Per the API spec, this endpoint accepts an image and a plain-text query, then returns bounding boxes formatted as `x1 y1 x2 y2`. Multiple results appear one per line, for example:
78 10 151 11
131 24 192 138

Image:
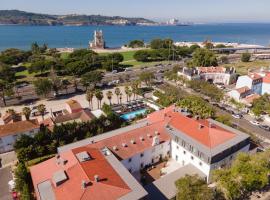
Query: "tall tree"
33 78 53 98
139 72 154 87
86 89 95 109
124 86 130 102
37 104 46 120
22 107 31 120
106 90 113 105
95 89 104 109
114 87 121 104
81 70 103 90
175 175 214 200
192 48 218 67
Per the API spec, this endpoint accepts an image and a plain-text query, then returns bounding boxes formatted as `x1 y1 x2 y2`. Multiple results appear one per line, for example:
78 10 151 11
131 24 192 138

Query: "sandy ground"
0 86 141 123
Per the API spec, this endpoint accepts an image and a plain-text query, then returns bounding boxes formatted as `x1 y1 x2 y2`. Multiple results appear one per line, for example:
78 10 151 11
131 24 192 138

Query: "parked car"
259 125 270 131
232 114 242 119
249 120 260 126
124 68 132 72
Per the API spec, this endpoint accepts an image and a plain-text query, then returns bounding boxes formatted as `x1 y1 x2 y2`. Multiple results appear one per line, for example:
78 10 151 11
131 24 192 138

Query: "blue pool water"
120 109 147 121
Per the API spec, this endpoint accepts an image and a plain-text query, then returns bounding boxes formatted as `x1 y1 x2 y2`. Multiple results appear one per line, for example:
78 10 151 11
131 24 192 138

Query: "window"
199 162 202 166
176 145 179 150
128 158 132 163
182 140 186 147
140 163 144 168
0 138 3 144
175 136 179 143
191 156 194 160
140 153 144 157
129 168 132 173
167 151 170 156
183 151 186 154
176 155 178 161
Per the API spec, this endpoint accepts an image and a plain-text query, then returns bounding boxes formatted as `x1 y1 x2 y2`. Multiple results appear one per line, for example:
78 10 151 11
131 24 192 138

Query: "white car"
249 120 260 126
232 114 242 119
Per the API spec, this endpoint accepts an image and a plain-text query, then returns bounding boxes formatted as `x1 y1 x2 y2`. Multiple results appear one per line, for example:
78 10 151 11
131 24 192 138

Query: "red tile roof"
248 73 262 80
0 119 39 137
89 122 171 160
147 106 236 148
198 67 226 74
236 86 251 94
263 73 270 84
242 94 261 104
66 99 83 113
30 147 131 200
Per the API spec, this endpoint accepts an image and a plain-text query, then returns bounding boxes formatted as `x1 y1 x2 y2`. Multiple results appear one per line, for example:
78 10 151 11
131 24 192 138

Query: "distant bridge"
212 47 270 53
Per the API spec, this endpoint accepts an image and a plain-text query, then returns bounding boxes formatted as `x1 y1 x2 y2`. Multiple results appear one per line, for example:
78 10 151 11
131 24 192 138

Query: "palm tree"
128 89 132 102
37 104 46 120
131 81 139 100
124 86 130 102
22 107 31 120
95 90 104 109
114 87 121 104
86 89 95 109
119 93 123 104
106 91 113 105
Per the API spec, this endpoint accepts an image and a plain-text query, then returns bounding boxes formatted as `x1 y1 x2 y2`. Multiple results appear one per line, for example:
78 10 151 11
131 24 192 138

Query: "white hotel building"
30 106 250 200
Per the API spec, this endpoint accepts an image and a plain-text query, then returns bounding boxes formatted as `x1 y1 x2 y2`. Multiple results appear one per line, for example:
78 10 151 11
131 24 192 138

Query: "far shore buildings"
30 106 250 200
228 68 270 105
178 66 237 85
89 30 105 49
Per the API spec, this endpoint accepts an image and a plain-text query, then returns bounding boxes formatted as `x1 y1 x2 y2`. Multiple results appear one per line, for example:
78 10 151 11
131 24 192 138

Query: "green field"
224 60 270 75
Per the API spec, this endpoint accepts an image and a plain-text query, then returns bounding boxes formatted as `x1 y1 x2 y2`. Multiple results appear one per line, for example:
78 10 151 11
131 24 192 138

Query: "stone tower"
89 30 105 49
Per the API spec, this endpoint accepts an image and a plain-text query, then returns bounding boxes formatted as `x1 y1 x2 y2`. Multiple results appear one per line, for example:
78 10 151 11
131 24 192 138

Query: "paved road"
165 80 270 141
1 62 181 108
0 167 12 200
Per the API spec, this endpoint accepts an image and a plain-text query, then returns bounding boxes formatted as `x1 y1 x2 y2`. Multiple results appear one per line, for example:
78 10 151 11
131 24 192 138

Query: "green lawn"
224 60 270 75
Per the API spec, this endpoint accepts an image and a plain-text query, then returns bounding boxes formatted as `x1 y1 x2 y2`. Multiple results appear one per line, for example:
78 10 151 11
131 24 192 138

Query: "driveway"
0 167 12 200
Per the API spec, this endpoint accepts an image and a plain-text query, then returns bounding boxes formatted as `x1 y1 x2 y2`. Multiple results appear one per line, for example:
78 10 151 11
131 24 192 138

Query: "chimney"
209 122 215 128
140 136 144 141
82 180 87 189
113 146 118 151
147 133 151 138
94 175 99 182
155 131 160 135
198 124 204 130
122 143 127 147
130 139 136 144
152 136 160 146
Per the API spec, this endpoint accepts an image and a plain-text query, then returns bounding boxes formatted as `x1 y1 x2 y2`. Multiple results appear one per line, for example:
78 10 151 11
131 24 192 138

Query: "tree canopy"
175 175 214 200
192 48 218 67
128 40 144 48
213 150 270 200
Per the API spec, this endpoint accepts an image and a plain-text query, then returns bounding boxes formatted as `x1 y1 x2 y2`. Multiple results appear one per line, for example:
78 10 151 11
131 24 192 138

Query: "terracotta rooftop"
242 94 261 104
236 86 251 94
0 119 39 137
248 73 262 81
89 121 171 160
66 99 83 113
263 73 270 84
54 109 95 124
198 66 226 74
30 146 131 200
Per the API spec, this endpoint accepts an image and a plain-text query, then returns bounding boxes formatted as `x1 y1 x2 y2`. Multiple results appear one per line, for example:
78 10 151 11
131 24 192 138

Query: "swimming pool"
120 109 147 121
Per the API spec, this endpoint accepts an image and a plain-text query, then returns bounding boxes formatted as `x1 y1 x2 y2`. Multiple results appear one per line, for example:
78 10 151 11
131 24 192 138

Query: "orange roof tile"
242 94 261 104
30 147 131 200
198 66 226 74
0 119 39 137
66 99 83 113
263 73 270 84
248 73 262 80
236 86 250 94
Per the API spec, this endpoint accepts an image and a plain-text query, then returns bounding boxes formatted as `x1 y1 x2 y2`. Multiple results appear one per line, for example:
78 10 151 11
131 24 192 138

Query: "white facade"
236 75 262 95
171 139 250 182
227 90 241 101
262 83 270 95
0 128 40 153
121 140 170 173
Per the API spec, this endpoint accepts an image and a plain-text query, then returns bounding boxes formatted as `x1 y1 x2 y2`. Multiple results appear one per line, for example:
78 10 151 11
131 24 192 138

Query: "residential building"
236 73 262 95
178 66 237 85
0 119 40 153
30 106 250 199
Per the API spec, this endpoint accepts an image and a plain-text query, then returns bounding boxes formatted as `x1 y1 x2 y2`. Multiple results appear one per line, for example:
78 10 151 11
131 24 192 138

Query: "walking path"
0 86 140 123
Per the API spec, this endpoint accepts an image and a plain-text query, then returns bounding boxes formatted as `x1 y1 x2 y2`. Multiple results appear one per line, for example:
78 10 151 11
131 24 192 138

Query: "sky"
1 0 270 23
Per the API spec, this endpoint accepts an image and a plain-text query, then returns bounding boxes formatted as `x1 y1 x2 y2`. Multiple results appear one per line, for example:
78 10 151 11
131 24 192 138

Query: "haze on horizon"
1 0 270 23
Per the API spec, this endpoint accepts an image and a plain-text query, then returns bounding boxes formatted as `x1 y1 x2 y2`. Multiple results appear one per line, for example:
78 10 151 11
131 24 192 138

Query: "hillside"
0 10 155 26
